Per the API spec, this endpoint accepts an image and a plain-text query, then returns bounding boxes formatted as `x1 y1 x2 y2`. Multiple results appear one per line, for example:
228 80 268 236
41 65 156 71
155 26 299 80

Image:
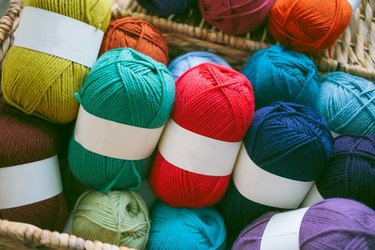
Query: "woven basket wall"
0 0 374 249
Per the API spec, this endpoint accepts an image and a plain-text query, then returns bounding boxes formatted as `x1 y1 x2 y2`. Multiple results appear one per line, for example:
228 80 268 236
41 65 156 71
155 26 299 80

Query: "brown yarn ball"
0 101 68 231
100 17 169 65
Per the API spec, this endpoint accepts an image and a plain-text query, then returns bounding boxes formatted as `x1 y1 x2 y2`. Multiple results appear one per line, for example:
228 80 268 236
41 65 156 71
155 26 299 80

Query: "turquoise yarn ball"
69 48 175 192
242 45 320 111
320 72 375 135
147 201 226 250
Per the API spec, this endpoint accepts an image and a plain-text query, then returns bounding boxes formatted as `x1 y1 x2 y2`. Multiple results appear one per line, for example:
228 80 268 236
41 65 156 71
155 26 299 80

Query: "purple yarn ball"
233 198 375 250
137 0 194 16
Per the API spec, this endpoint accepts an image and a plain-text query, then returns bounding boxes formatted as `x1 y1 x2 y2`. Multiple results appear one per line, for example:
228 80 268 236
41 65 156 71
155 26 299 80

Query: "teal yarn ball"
147 201 226 250
69 48 175 192
320 72 375 135
242 45 320 111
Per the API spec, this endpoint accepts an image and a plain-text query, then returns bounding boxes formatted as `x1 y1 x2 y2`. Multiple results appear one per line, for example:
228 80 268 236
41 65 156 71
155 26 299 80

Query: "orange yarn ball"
268 0 353 53
100 17 169 65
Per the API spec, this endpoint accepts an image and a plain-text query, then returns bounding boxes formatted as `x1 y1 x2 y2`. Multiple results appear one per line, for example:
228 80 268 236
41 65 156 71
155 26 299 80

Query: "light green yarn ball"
72 190 150 249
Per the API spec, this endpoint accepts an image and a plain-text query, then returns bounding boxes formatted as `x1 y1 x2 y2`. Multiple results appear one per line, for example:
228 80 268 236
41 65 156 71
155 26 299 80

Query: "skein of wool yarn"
137 0 194 16
100 17 169 65
232 198 375 249
69 48 175 192
0 102 67 231
218 102 333 236
320 72 375 135
199 0 276 35
268 0 354 53
147 201 226 250
301 135 375 210
1 0 112 124
150 63 255 208
242 45 320 111
72 190 150 249
168 51 231 80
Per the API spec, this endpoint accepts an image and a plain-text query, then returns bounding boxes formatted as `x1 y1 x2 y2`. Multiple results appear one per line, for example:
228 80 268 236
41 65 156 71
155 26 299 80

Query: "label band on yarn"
158 119 242 176
233 145 314 209
74 106 164 160
13 6 104 68
260 207 309 250
300 183 324 208
0 156 63 209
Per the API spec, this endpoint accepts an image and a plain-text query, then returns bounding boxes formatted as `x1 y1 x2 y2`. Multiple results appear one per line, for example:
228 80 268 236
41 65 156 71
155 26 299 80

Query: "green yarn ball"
68 48 175 192
72 190 150 249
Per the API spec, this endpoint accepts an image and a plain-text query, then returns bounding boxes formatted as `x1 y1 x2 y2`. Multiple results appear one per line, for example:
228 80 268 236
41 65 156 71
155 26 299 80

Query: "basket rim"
0 219 135 250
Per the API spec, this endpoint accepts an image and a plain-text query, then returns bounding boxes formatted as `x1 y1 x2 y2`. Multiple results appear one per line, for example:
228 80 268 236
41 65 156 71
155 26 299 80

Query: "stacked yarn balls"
233 198 375 249
1 0 112 124
268 0 353 53
199 0 276 35
150 63 255 208
100 17 169 65
168 51 231 80
0 101 67 231
218 102 333 236
302 135 375 210
72 190 150 249
147 201 227 249
319 72 375 135
242 45 320 111
69 48 175 192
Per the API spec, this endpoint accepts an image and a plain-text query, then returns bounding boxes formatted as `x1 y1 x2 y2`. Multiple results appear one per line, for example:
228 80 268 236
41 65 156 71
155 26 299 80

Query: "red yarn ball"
199 0 276 35
149 63 255 208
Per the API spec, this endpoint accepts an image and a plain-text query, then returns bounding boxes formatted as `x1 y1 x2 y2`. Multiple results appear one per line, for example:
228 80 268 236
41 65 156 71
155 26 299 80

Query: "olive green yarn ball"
72 190 150 249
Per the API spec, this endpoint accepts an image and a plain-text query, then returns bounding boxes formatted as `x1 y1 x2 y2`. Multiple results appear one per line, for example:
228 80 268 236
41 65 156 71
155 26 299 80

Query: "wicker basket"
0 0 374 249
112 0 375 81
0 0 22 71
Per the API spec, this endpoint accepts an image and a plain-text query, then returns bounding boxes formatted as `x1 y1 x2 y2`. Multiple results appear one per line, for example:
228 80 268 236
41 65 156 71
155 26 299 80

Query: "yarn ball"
320 72 375 135
1 0 112 124
72 190 150 249
168 51 231 80
232 198 375 249
218 102 333 236
100 17 169 65
305 135 375 210
0 102 68 231
149 63 255 208
268 0 352 53
69 48 175 192
242 45 320 111
137 0 194 16
199 0 276 35
147 201 226 250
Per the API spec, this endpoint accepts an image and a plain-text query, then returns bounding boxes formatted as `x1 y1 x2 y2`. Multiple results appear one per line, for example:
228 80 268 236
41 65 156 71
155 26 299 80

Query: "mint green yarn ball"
68 48 175 192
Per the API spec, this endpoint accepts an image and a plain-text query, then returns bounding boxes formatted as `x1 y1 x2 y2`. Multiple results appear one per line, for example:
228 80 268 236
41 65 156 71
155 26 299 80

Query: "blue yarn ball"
319 72 375 135
218 102 334 237
168 51 231 80
148 201 227 250
68 48 175 192
137 0 194 16
242 45 321 111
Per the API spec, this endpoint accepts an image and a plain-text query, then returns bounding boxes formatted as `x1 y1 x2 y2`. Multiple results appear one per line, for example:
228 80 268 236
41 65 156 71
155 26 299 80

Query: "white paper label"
0 156 63 209
233 145 314 209
158 120 242 176
74 106 164 160
331 131 341 138
300 183 324 208
260 207 309 250
348 0 361 12
13 6 104 68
